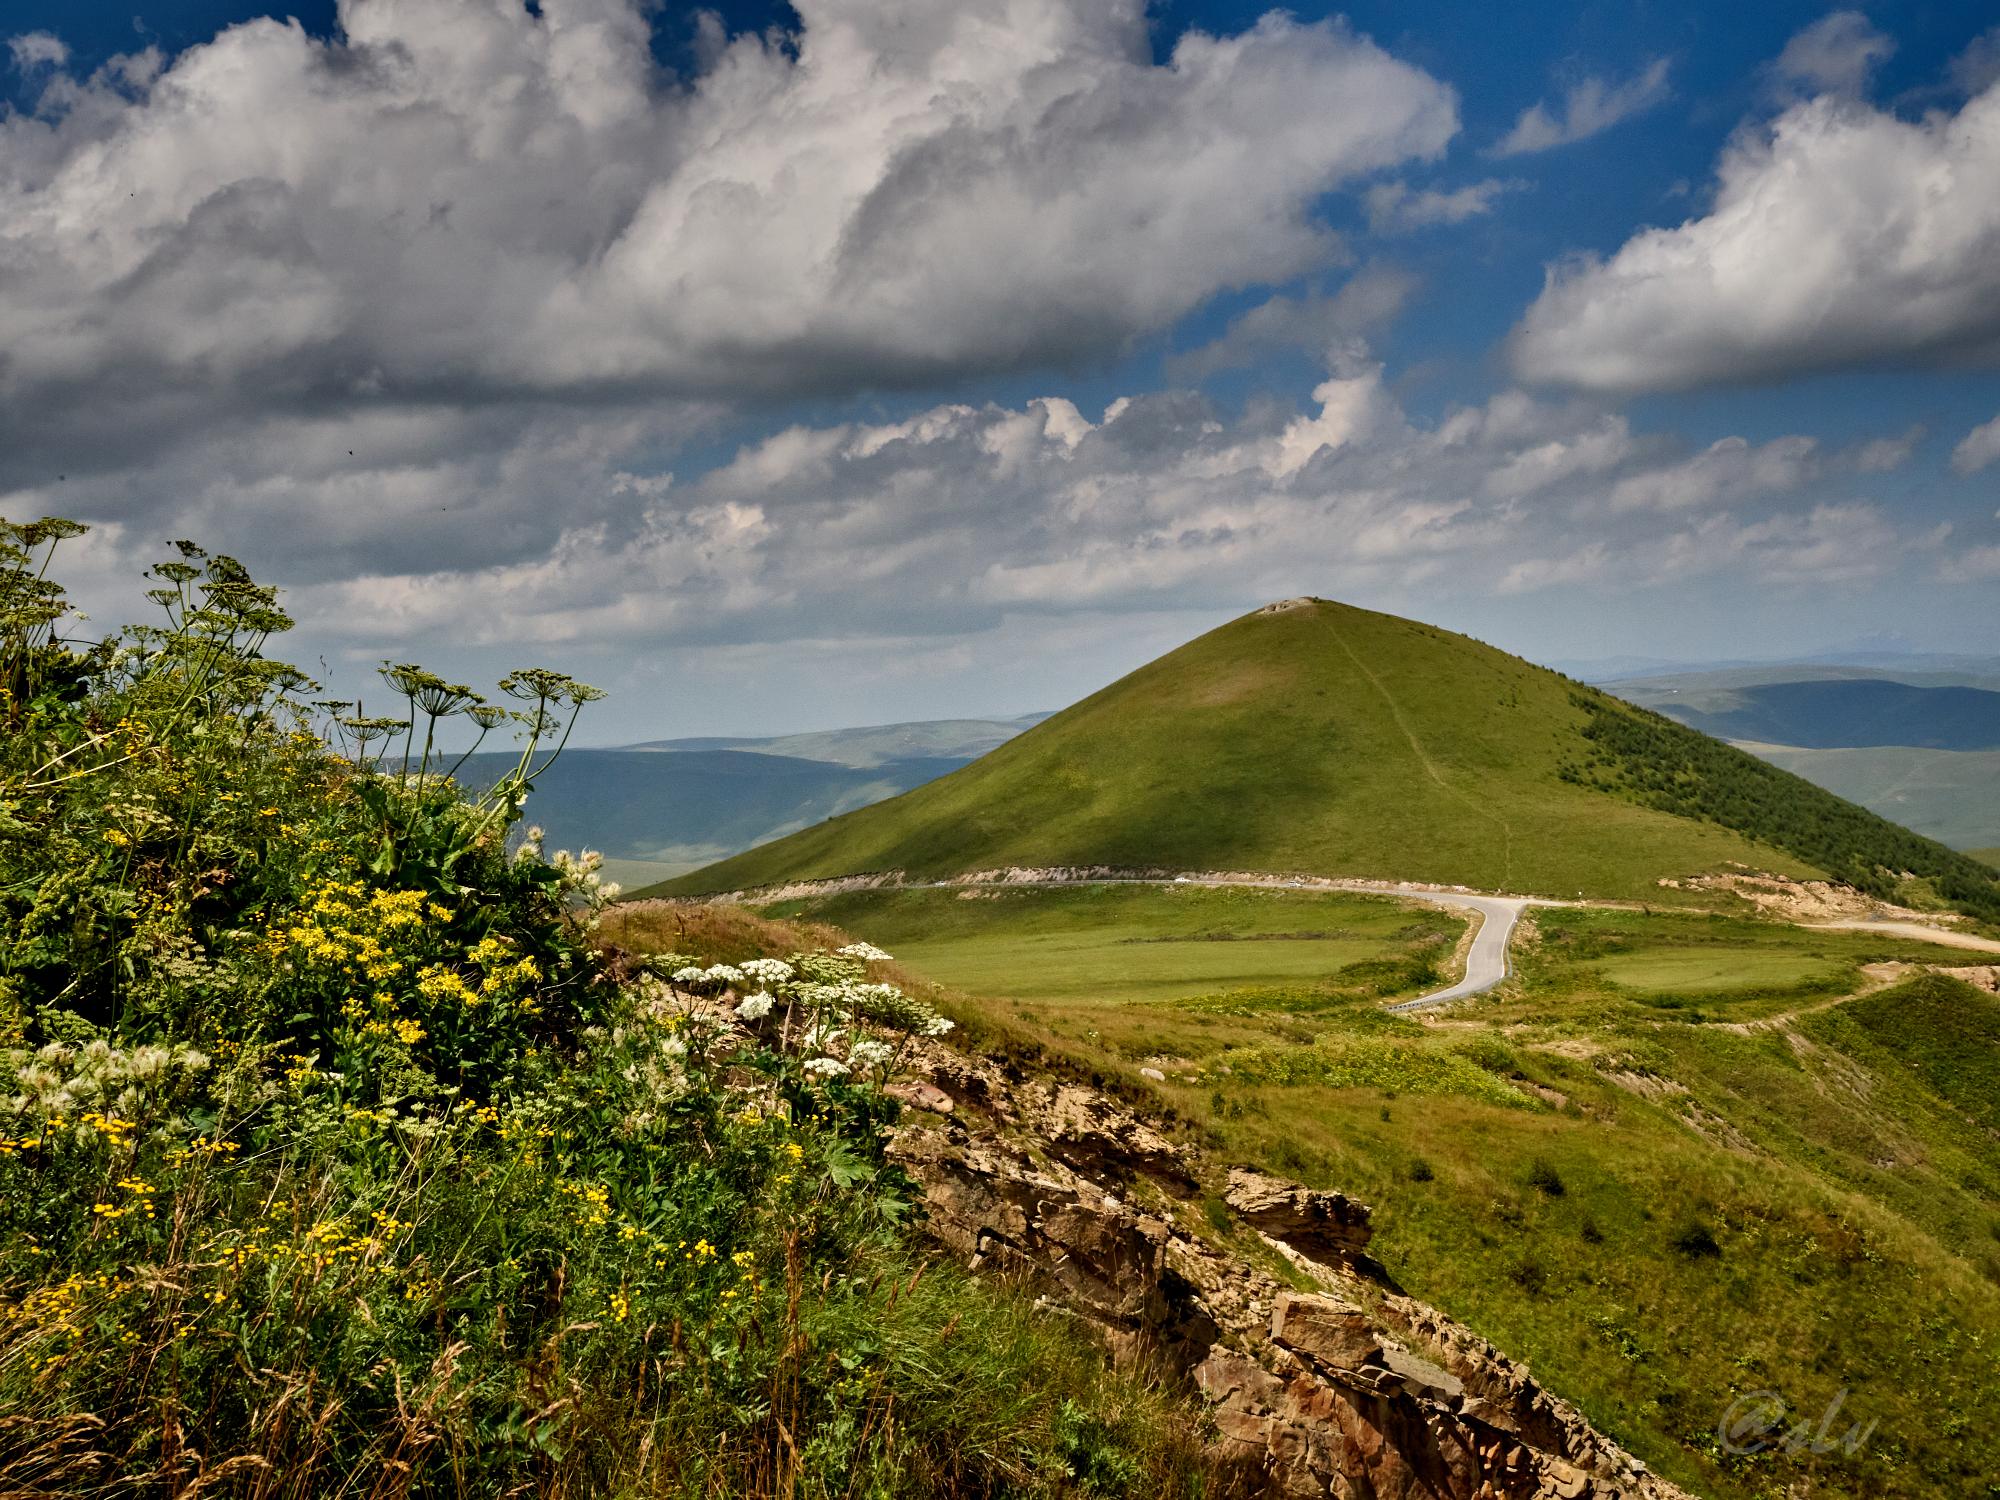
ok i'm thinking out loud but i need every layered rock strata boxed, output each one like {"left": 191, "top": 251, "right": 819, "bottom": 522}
{"left": 888, "top": 1043, "right": 1686, "bottom": 1500}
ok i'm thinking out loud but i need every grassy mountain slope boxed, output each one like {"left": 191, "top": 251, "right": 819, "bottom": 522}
{"left": 1737, "top": 743, "right": 2000, "bottom": 853}
{"left": 654, "top": 599, "right": 2000, "bottom": 907}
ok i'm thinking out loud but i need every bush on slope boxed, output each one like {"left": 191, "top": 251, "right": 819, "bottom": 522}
{"left": 0, "top": 519, "right": 1208, "bottom": 1498}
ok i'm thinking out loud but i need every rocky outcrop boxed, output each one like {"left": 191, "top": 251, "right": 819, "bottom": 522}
{"left": 888, "top": 1042, "right": 1687, "bottom": 1500}
{"left": 1942, "top": 964, "right": 2000, "bottom": 993}
{"left": 1226, "top": 1168, "right": 1374, "bottom": 1262}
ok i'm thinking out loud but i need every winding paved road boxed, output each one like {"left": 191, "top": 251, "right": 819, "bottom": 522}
{"left": 1365, "top": 889, "right": 1532, "bottom": 1011}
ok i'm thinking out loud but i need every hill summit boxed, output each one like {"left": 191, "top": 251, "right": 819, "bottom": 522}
{"left": 652, "top": 600, "right": 2000, "bottom": 915}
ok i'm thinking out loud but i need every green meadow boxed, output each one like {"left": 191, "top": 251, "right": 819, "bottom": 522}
{"left": 763, "top": 883, "right": 1465, "bottom": 1006}
{"left": 763, "top": 883, "right": 2000, "bottom": 1500}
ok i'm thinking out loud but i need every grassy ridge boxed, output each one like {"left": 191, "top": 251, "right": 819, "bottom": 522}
{"left": 654, "top": 601, "right": 2000, "bottom": 914}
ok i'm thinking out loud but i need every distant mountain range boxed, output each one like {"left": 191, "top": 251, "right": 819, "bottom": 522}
{"left": 457, "top": 717, "right": 1046, "bottom": 888}
{"left": 1615, "top": 677, "right": 2000, "bottom": 751}
{"left": 616, "top": 715, "right": 1048, "bottom": 769}
{"left": 1563, "top": 651, "right": 2000, "bottom": 685}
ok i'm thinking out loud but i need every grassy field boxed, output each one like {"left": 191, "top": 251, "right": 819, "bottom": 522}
{"left": 1509, "top": 905, "right": 1985, "bottom": 1021}
{"left": 761, "top": 883, "right": 1468, "bottom": 1072}
{"left": 764, "top": 883, "right": 1464, "bottom": 1006}
{"left": 745, "top": 885, "right": 2000, "bottom": 1500}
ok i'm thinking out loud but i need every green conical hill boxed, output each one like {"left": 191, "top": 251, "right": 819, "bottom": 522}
{"left": 647, "top": 600, "right": 2000, "bottom": 916}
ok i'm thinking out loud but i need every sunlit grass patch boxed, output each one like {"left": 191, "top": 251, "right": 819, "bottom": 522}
{"left": 1209, "top": 1035, "right": 1536, "bottom": 1108}
{"left": 1584, "top": 947, "right": 1851, "bottom": 996}
{"left": 765, "top": 884, "right": 1466, "bottom": 1010}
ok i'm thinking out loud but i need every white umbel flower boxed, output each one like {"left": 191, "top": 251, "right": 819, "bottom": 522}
{"left": 848, "top": 1038, "right": 892, "bottom": 1071}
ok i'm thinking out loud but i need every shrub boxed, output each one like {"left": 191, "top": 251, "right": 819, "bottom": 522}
{"left": 1569, "top": 690, "right": 2000, "bottom": 922}
{"left": 1525, "top": 1157, "right": 1567, "bottom": 1197}
{"left": 1670, "top": 1218, "right": 1723, "bottom": 1258}
{"left": 0, "top": 520, "right": 1212, "bottom": 1497}
{"left": 1508, "top": 1254, "right": 1551, "bottom": 1295}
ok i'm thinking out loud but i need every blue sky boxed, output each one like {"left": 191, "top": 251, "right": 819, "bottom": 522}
{"left": 4, "top": 1, "right": 1999, "bottom": 738}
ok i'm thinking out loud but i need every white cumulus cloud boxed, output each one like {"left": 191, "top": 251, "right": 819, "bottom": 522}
{"left": 1510, "top": 78, "right": 2000, "bottom": 393}
{"left": 1606, "top": 435, "right": 1819, "bottom": 513}
{"left": 1952, "top": 413, "right": 2000, "bottom": 475}
{"left": 189, "top": 371, "right": 1913, "bottom": 657}
{"left": 0, "top": 0, "right": 1457, "bottom": 468}
{"left": 1363, "top": 177, "right": 1519, "bottom": 233}
{"left": 6, "top": 32, "right": 68, "bottom": 69}
{"left": 1770, "top": 11, "right": 1894, "bottom": 98}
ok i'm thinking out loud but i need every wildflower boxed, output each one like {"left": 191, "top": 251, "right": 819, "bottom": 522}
{"left": 848, "top": 1038, "right": 893, "bottom": 1072}
{"left": 735, "top": 992, "right": 775, "bottom": 1021}
{"left": 802, "top": 1056, "right": 849, "bottom": 1079}
{"left": 837, "top": 942, "right": 893, "bottom": 963}
{"left": 740, "top": 958, "right": 794, "bottom": 985}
